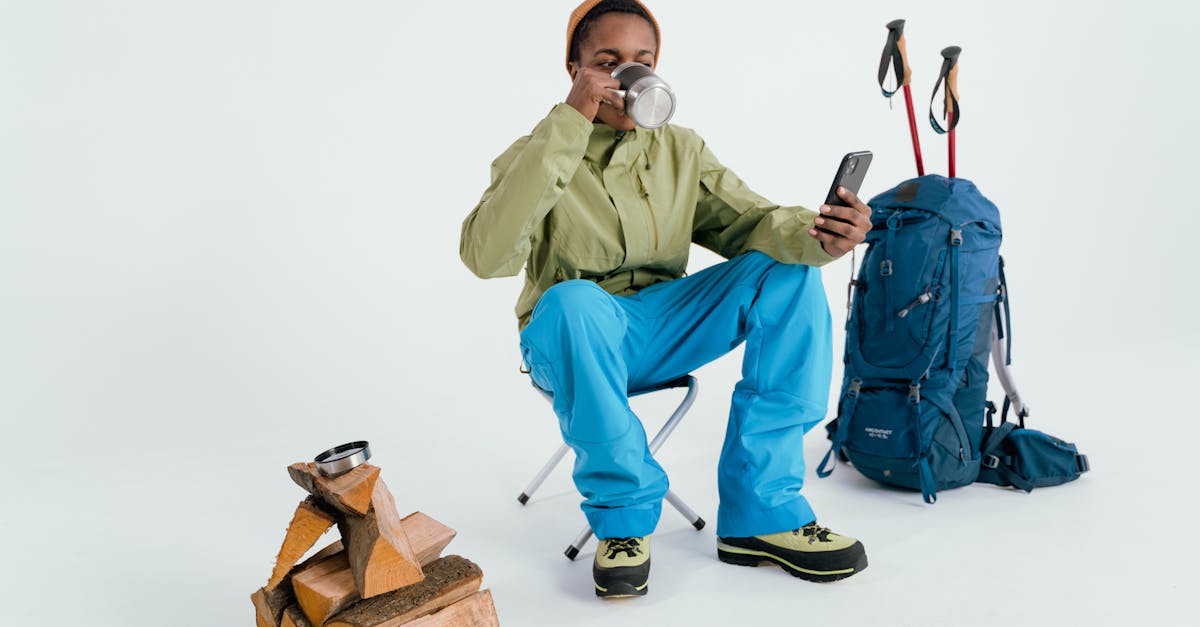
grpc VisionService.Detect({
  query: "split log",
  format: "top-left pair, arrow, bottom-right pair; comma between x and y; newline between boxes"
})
404,590 -> 499,627
292,552 -> 359,626
288,462 -> 381,517
279,513 -> 454,625
399,512 -> 456,567
249,586 -> 282,624
325,556 -> 482,627
337,479 -> 423,597
252,541 -> 342,627
267,499 -> 338,590
281,605 -> 314,627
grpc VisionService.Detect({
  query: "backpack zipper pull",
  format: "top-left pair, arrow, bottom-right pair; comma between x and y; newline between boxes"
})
897,291 -> 933,318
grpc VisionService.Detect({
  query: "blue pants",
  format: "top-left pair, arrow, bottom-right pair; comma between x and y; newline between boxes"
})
519,251 -> 833,540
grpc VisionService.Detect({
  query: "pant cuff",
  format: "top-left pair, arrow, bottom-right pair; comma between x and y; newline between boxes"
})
716,494 -> 816,538
583,501 -> 663,539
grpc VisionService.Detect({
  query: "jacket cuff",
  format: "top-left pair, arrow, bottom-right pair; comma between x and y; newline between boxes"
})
539,102 -> 594,140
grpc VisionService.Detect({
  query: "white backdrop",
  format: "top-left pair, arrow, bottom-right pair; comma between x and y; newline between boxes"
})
2,1 -> 1196,625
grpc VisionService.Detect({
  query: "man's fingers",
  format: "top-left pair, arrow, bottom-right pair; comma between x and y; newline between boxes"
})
836,186 -> 873,217
813,215 -> 855,237
808,228 -> 851,256
820,204 -> 871,230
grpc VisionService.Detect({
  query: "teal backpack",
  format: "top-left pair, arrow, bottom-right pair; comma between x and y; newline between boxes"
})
817,175 -> 1089,503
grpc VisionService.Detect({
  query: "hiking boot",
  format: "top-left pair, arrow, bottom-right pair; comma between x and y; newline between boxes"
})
717,522 -> 867,582
593,536 -> 650,598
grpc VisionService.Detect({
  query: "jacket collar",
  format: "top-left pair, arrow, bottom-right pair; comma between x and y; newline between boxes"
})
585,123 -> 641,167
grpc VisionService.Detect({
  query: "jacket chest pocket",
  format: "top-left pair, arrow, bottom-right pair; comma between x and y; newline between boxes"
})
550,185 -> 626,274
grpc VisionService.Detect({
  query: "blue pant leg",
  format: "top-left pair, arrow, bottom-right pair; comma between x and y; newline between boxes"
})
715,259 -> 833,538
618,252 -> 834,537
518,280 -> 666,539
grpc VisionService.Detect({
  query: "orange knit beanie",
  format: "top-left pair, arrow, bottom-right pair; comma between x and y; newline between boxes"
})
566,0 -> 661,73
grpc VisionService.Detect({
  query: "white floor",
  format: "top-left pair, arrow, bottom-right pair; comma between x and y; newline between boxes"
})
4,339 -> 1192,626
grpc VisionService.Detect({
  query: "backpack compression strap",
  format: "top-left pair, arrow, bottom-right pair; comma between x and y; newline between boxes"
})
979,421 -> 1034,492
817,379 -> 862,477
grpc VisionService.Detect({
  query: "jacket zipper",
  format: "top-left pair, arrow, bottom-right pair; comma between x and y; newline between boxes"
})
636,171 -> 659,250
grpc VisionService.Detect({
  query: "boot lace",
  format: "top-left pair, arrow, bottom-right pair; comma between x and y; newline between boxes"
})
604,537 -> 644,559
795,523 -> 833,544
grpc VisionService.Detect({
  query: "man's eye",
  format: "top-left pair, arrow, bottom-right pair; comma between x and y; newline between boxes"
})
598,60 -> 617,68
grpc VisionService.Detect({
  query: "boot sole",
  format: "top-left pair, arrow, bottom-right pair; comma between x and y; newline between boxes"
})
594,559 -> 650,598
594,580 -> 649,598
717,542 -> 867,583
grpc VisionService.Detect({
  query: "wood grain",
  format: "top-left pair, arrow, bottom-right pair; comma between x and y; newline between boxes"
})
337,479 -> 424,598
253,541 -> 342,626
267,499 -> 338,590
288,462 -> 381,517
398,512 -> 456,567
292,551 -> 359,626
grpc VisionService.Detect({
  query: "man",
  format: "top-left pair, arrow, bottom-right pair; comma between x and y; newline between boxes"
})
460,0 -> 872,598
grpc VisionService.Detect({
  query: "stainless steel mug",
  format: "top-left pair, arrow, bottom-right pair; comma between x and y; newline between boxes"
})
610,62 -> 676,129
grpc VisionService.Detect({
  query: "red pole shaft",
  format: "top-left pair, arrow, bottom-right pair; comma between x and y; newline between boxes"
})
948,110 -> 956,178
902,84 -> 925,176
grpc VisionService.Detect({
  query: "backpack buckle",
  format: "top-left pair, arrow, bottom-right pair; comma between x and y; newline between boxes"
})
908,383 -> 921,404
880,260 -> 893,276
982,455 -> 1000,469
949,229 -> 963,246
848,379 -> 863,397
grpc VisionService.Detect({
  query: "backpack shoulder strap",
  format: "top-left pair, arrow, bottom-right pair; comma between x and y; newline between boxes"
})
990,256 -> 1029,420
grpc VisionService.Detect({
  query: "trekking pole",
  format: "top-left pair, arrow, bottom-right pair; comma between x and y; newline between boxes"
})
929,46 -> 961,177
877,19 -> 924,176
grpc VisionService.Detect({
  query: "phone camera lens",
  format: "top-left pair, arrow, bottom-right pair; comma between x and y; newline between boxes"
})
847,159 -> 858,173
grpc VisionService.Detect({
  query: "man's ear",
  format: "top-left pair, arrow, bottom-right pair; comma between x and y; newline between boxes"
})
568,61 -> 579,80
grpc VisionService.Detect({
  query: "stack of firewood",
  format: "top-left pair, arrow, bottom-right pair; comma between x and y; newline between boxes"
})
251,461 -> 499,626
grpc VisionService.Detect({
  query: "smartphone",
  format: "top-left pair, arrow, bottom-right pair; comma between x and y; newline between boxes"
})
823,150 -> 873,207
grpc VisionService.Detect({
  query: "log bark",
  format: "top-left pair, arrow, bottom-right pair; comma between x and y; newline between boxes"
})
267,499 -> 338,590
337,479 -> 424,598
288,462 -> 381,517
250,587 -> 280,627
324,556 -> 482,627
281,605 -> 314,627
403,590 -> 499,627
292,552 -> 359,626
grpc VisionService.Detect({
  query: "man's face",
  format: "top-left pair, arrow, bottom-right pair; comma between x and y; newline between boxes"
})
569,12 -> 658,132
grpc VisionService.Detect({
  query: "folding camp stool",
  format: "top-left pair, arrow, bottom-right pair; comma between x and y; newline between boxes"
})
517,375 -> 707,560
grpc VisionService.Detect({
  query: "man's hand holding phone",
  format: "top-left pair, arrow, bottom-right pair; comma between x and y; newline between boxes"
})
810,186 -> 873,258
809,151 -> 873,258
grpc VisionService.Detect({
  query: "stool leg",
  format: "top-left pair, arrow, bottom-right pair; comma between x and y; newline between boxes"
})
646,377 -> 698,454
564,525 -> 594,561
563,490 -> 703,562
518,442 -> 571,505
664,489 -> 706,530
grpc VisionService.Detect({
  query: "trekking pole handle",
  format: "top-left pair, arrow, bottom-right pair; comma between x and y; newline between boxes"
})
879,19 -> 913,94
941,46 -> 961,120
890,19 -> 913,87
929,46 -> 961,134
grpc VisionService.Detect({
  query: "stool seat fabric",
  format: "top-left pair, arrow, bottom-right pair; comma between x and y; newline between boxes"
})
519,251 -> 832,539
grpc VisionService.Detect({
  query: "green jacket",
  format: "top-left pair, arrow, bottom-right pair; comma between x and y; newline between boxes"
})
460,103 -> 836,330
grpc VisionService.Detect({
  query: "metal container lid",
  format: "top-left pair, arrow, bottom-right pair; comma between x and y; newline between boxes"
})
315,441 -> 371,477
